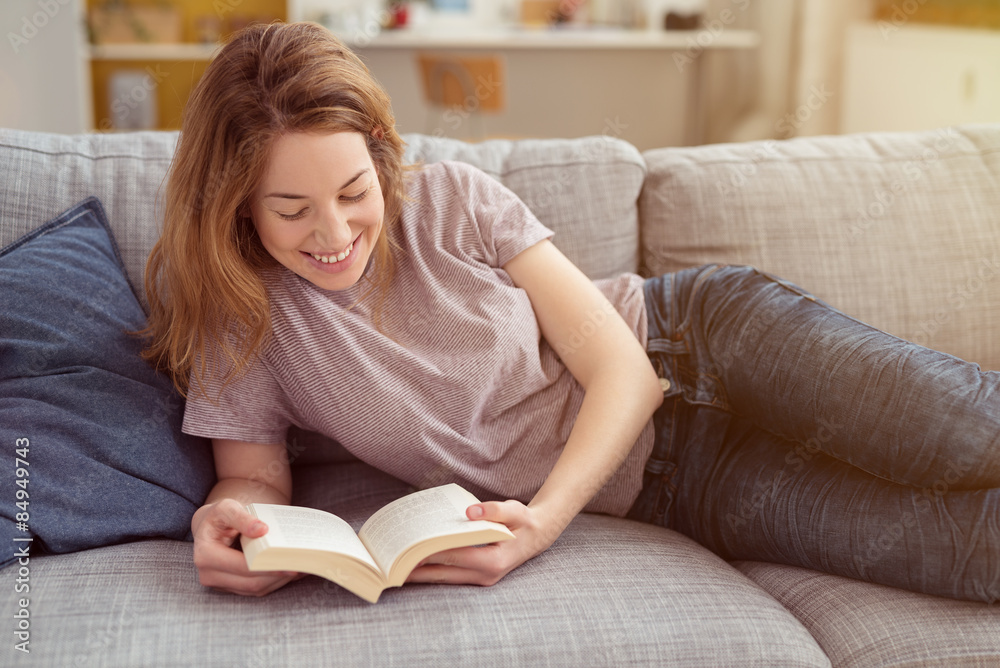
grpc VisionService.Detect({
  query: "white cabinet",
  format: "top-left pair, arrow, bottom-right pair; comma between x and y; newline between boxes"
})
842,23 -> 1000,133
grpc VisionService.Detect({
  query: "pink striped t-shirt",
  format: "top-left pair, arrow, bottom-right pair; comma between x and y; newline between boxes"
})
182,160 -> 655,516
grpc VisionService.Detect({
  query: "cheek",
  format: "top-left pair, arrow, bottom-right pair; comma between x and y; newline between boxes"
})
250,217 -> 270,246
366,190 -> 386,225
253,219 -> 290,253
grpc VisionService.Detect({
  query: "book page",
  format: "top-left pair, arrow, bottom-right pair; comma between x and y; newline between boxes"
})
358,484 -> 499,574
248,504 -> 379,572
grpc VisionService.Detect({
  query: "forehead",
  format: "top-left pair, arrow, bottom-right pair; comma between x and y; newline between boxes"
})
261,131 -> 371,180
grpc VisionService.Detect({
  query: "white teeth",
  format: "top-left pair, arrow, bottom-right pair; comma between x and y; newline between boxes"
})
310,242 -> 353,264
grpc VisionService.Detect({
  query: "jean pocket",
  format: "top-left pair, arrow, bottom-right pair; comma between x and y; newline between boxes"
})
628,458 -> 678,528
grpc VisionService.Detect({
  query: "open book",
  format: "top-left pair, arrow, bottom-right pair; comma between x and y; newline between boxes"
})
240,483 -> 515,603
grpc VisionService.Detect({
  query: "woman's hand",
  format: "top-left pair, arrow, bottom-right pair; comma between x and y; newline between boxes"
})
191,498 -> 302,596
405,500 -> 566,587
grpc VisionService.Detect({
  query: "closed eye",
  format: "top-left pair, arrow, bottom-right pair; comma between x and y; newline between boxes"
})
342,185 -> 371,203
277,209 -> 307,221
271,183 -> 370,219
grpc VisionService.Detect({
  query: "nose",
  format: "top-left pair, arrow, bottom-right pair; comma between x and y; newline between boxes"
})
313,204 -> 353,251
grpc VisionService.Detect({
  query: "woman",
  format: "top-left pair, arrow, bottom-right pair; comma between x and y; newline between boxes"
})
144,21 -> 999,602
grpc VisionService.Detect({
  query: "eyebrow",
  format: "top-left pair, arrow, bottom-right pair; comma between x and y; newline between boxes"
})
263,168 -> 370,199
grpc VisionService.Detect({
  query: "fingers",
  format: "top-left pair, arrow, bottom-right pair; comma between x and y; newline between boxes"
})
409,500 -> 538,587
192,499 -> 296,597
407,544 -> 510,586
409,499 -> 571,588
202,569 -> 302,597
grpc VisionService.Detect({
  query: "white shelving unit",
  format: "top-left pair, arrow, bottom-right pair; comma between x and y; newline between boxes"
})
89,43 -> 222,61
330,26 -> 759,50
85,24 -> 759,57
77,0 -> 758,147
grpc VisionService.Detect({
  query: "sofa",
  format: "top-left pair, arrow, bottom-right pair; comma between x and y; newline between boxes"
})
1,123 -> 998,667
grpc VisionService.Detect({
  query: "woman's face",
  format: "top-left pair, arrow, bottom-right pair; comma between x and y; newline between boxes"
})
250,131 -> 385,291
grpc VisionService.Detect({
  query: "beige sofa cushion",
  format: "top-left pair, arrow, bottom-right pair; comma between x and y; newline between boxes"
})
0,460 -> 832,667
735,561 -> 1000,667
640,124 -> 1000,371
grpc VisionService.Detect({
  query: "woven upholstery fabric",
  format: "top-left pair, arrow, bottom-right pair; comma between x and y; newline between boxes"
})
0,462 -> 830,668
734,561 -> 1000,667
403,133 -> 644,279
640,124 -> 1000,370
0,128 -> 176,307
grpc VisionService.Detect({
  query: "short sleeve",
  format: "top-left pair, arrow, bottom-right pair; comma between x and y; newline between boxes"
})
443,161 -> 554,268
181,335 -> 294,445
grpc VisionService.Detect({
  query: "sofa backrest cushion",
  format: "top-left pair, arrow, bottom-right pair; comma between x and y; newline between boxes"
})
640,124 -> 1000,371
0,129 -> 177,308
402,133 -> 644,279
0,130 -> 643,312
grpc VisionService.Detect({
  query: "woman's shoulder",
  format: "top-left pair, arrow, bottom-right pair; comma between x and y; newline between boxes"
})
401,161 -> 516,235
405,159 -> 498,197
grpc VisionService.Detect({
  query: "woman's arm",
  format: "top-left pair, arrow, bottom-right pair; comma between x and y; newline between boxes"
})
408,239 -> 663,585
191,438 -> 299,596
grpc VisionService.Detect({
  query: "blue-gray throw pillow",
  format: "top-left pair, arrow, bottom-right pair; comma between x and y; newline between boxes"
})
0,197 -> 214,566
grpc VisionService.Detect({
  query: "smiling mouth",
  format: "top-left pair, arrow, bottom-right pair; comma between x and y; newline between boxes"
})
308,241 -> 353,264
304,233 -> 362,264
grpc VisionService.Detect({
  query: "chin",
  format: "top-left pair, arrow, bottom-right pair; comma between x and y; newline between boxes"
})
301,256 -> 368,291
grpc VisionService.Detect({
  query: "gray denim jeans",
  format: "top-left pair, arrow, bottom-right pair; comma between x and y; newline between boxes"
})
628,264 -> 1000,603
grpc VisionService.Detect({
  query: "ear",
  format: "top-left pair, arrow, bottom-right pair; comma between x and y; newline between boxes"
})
370,125 -> 385,141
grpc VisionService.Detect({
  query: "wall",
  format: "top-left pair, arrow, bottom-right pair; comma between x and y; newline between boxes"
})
2,0 -> 862,143
356,46 -> 691,150
699,0 -> 765,143
1,0 -> 90,133
790,0 -> 871,136
706,0 -> 874,141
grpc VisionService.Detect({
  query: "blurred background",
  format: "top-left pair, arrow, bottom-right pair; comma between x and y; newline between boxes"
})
1,0 -> 998,150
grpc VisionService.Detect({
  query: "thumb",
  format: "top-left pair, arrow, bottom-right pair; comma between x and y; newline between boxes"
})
466,503 -> 486,520
467,499 -> 520,524
240,516 -> 269,539
211,498 -> 269,539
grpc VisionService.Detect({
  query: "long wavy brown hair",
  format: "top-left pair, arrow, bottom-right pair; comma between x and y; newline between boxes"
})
143,21 -> 406,397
